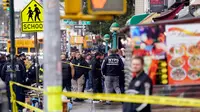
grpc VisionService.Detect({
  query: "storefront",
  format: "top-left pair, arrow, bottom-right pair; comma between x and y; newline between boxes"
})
121,17 -> 200,86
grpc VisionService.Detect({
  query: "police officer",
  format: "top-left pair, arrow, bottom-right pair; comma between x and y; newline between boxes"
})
61,54 -> 74,91
71,52 -> 88,102
26,58 -> 38,85
1,57 -> 26,112
123,56 -> 153,112
101,49 -> 124,105
19,53 -> 26,71
61,55 -> 74,103
91,52 -> 103,94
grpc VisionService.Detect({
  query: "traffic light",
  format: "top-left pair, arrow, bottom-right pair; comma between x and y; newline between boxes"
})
64,0 -> 81,14
2,0 -> 9,11
62,0 -> 114,20
88,0 -> 127,15
156,60 -> 168,85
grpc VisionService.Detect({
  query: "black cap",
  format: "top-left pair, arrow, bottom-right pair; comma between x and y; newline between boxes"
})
95,52 -> 102,57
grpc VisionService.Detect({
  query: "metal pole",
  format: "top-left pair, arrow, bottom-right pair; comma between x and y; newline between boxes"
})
105,40 -> 108,53
34,32 -> 39,85
9,0 -> 15,80
78,20 -> 82,53
44,0 -> 62,112
112,31 -> 117,49
67,31 -> 71,57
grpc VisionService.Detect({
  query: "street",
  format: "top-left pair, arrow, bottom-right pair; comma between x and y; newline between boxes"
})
71,101 -> 122,112
71,101 -> 200,112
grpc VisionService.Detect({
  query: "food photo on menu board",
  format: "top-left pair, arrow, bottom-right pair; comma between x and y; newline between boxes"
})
166,24 -> 200,85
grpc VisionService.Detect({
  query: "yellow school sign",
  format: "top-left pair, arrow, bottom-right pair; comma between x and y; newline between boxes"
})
21,0 -> 43,32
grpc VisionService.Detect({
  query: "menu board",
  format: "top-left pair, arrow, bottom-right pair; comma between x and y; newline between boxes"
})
166,24 -> 200,85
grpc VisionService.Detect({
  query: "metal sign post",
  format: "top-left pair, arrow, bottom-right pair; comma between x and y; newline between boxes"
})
9,0 -> 15,80
34,32 -> 39,85
43,0 -> 62,111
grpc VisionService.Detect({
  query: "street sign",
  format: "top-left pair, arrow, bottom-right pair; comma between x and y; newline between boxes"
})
74,25 -> 86,29
81,21 -> 91,25
21,0 -> 43,32
150,0 -> 165,12
64,20 -> 78,25
64,20 -> 91,25
88,0 -> 127,15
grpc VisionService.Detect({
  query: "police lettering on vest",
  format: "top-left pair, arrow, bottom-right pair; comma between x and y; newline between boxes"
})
107,58 -> 119,65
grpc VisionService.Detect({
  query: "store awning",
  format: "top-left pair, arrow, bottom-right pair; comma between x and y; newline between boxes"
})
139,13 -> 160,24
126,13 -> 149,25
153,3 -> 184,21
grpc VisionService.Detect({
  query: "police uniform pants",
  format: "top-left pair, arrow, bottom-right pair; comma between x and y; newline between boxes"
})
62,78 -> 71,91
92,77 -> 102,93
104,76 -> 121,94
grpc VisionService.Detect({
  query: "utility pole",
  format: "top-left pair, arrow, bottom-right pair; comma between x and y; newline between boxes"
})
43,0 -> 62,112
9,0 -> 15,80
78,20 -> 82,53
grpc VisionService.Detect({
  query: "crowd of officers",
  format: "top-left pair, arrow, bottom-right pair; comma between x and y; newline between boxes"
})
0,53 -> 41,112
0,48 -> 153,112
63,49 -> 153,112
62,49 -> 125,104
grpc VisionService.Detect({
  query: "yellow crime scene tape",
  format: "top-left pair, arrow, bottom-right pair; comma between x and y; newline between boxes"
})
62,92 -> 200,107
9,81 -> 200,110
11,81 -> 43,92
16,101 -> 43,112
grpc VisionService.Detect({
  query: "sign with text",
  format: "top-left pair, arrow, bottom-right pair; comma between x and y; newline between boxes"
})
21,0 -> 43,32
150,0 -> 165,13
74,25 -> 86,30
63,20 -> 91,25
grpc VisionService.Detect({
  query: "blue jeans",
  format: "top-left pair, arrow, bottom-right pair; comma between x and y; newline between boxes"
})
86,71 -> 93,90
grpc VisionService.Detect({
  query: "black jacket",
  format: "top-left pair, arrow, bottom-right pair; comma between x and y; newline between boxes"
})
27,63 -> 37,84
123,71 -> 153,112
1,61 -> 26,85
1,60 -> 26,107
72,58 -> 89,80
19,59 -> 26,71
62,60 -> 71,80
91,58 -> 101,79
101,54 -> 124,76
